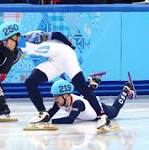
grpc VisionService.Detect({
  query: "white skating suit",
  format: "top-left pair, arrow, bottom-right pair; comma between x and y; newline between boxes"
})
66,94 -> 97,121
22,41 -> 81,80
51,94 -> 97,124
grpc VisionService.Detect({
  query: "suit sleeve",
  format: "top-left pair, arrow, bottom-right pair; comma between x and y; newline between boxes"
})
52,100 -> 85,124
47,102 -> 60,119
0,47 -> 22,74
51,32 -> 75,50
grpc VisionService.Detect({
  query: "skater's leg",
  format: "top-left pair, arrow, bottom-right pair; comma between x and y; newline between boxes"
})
72,72 -> 103,116
72,72 -> 110,129
112,90 -> 127,111
112,81 -> 136,112
101,77 -> 136,120
86,73 -> 119,119
101,102 -> 119,119
25,69 -> 48,112
0,84 -> 10,115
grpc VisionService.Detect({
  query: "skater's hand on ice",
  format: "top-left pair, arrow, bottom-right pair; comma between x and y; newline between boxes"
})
0,73 -> 6,81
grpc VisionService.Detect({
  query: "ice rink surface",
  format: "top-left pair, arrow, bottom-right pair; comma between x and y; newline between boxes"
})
0,96 -> 149,150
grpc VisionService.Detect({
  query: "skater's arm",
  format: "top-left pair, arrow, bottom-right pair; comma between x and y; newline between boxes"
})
12,48 -> 23,64
0,52 -> 7,77
21,42 -> 49,57
52,100 -> 85,124
0,48 -> 22,74
51,32 -> 75,50
47,102 -> 60,119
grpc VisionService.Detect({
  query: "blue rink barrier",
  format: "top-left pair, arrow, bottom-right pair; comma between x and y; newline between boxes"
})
2,81 -> 149,98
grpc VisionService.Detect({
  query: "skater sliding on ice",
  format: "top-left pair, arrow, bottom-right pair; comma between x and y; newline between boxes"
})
29,73 -> 136,132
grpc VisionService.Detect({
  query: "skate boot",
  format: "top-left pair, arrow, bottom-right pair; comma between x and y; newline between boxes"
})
123,81 -> 136,100
0,104 -> 18,122
24,111 -> 58,131
88,72 -> 106,90
30,111 -> 50,124
97,114 -> 110,132
25,111 -> 57,131
0,104 -> 10,116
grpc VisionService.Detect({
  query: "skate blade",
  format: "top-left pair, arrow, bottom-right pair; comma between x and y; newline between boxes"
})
23,124 -> 58,131
90,71 -> 106,77
97,121 -> 120,134
97,126 -> 110,134
0,117 -> 18,122
109,124 -> 120,131
128,72 -> 137,98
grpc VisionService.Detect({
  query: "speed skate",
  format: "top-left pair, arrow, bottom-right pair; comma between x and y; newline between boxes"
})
97,120 -> 120,134
23,122 -> 58,131
89,71 -> 106,77
0,114 -> 18,122
128,71 -> 137,98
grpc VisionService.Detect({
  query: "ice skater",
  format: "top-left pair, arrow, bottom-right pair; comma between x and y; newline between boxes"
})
0,21 -> 23,121
34,76 -> 135,125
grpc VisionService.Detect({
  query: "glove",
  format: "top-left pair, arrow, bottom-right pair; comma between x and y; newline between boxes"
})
0,73 -> 6,82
